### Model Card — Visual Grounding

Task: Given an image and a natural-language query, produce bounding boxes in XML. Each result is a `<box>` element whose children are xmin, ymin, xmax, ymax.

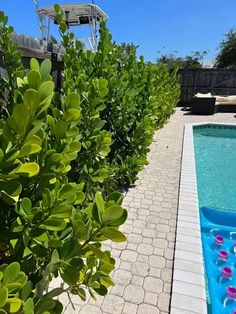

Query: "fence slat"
<box><xmin>179</xmin><ymin>69</ymin><xmax>236</xmax><ymax>104</ymax></box>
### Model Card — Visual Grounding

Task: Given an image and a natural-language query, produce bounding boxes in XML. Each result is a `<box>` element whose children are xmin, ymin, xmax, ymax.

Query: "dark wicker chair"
<box><xmin>191</xmin><ymin>97</ymin><xmax>216</xmax><ymax>115</ymax></box>
<box><xmin>218</xmin><ymin>103</ymin><xmax>236</xmax><ymax>113</ymax></box>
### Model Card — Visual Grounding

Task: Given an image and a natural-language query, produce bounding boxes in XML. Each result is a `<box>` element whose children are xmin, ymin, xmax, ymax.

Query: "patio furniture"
<box><xmin>191</xmin><ymin>96</ymin><xmax>216</xmax><ymax>115</ymax></box>
<box><xmin>191</xmin><ymin>93</ymin><xmax>236</xmax><ymax>114</ymax></box>
<box><xmin>215</xmin><ymin>95</ymin><xmax>236</xmax><ymax>113</ymax></box>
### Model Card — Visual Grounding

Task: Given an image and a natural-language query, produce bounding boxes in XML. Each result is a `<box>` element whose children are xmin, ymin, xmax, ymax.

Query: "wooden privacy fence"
<box><xmin>11</xmin><ymin>33</ymin><xmax>65</xmax><ymax>57</ymax></box>
<box><xmin>2</xmin><ymin>35</ymin><xmax>236</xmax><ymax>103</ymax></box>
<box><xmin>179</xmin><ymin>68</ymin><xmax>236</xmax><ymax>105</ymax></box>
<box><xmin>0</xmin><ymin>33</ymin><xmax>64</xmax><ymax>91</ymax></box>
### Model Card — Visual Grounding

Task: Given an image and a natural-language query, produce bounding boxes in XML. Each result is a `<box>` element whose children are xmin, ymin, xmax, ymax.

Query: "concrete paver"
<box><xmin>59</xmin><ymin>108</ymin><xmax>236</xmax><ymax>313</ymax></box>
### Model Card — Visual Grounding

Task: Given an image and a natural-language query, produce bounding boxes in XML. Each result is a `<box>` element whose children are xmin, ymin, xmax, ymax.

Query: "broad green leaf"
<box><xmin>6</xmin><ymin>298</ymin><xmax>22</xmax><ymax>313</ymax></box>
<box><xmin>11</xmin><ymin>103</ymin><xmax>30</xmax><ymax>137</ymax></box>
<box><xmin>100</xmin><ymin>276</ymin><xmax>114</xmax><ymax>288</ymax></box>
<box><xmin>23</xmin><ymin>89</ymin><xmax>40</xmax><ymax>116</ymax></box>
<box><xmin>95</xmin><ymin>192</ymin><xmax>105</xmax><ymax>214</ymax></box>
<box><xmin>60</xmin><ymin>22</ymin><xmax>68</xmax><ymax>34</ymax></box>
<box><xmin>48</xmin><ymin>238</ymin><xmax>61</xmax><ymax>248</ymax></box>
<box><xmin>43</xmin><ymin>288</ymin><xmax>64</xmax><ymax>299</ymax></box>
<box><xmin>54</xmin><ymin>120</ymin><xmax>68</xmax><ymax>140</ymax></box>
<box><xmin>1</xmin><ymin>180</ymin><xmax>22</xmax><ymax>197</ymax></box>
<box><xmin>23</xmin><ymin>298</ymin><xmax>34</xmax><ymax>314</ymax></box>
<box><xmin>0</xmin><ymin>287</ymin><xmax>8</xmax><ymax>307</ymax></box>
<box><xmin>38</xmin><ymin>81</ymin><xmax>54</xmax><ymax>102</ymax></box>
<box><xmin>3</xmin><ymin>262</ymin><xmax>20</xmax><ymax>284</ymax></box>
<box><xmin>51</xmin><ymin>249</ymin><xmax>60</xmax><ymax>264</ymax></box>
<box><xmin>65</xmin><ymin>126</ymin><xmax>79</xmax><ymax>138</ymax></box>
<box><xmin>94</xmin><ymin>285</ymin><xmax>108</xmax><ymax>296</ymax></box>
<box><xmin>91</xmin><ymin>203</ymin><xmax>101</xmax><ymax>224</ymax></box>
<box><xmin>101</xmin><ymin>227</ymin><xmax>127</xmax><ymax>242</ymax></box>
<box><xmin>24</xmin><ymin>135</ymin><xmax>42</xmax><ymax>146</ymax></box>
<box><xmin>34</xmin><ymin>299</ymin><xmax>55</xmax><ymax>313</ymax></box>
<box><xmin>18</xmin><ymin>144</ymin><xmax>41</xmax><ymax>157</ymax></box>
<box><xmin>98</xmin><ymin>78</ymin><xmax>108</xmax><ymax>90</ymax></box>
<box><xmin>49</xmin><ymin>177</ymin><xmax>57</xmax><ymax>184</ymax></box>
<box><xmin>40</xmin><ymin>219</ymin><xmax>66</xmax><ymax>231</ymax></box>
<box><xmin>27</xmin><ymin>70</ymin><xmax>41</xmax><ymax>90</ymax></box>
<box><xmin>11</xmin><ymin>272</ymin><xmax>27</xmax><ymax>286</ymax></box>
<box><xmin>37</xmin><ymin>94</ymin><xmax>53</xmax><ymax>112</ymax></box>
<box><xmin>102</xmin><ymin>205</ymin><xmax>124</xmax><ymax>222</ymax></box>
<box><xmin>108</xmin><ymin>209</ymin><xmax>128</xmax><ymax>227</ymax></box>
<box><xmin>60</xmin><ymin>267</ymin><xmax>80</xmax><ymax>285</ymax></box>
<box><xmin>4</xmin><ymin>149</ymin><xmax>19</xmax><ymax>163</ymax></box>
<box><xmin>40</xmin><ymin>59</ymin><xmax>52</xmax><ymax>80</ymax></box>
<box><xmin>17</xmin><ymin>77</ymin><xmax>24</xmax><ymax>87</ymax></box>
<box><xmin>20</xmin><ymin>281</ymin><xmax>32</xmax><ymax>302</ymax></box>
<box><xmin>73</xmin><ymin>220</ymin><xmax>87</xmax><ymax>240</ymax></box>
<box><xmin>58</xmin><ymin>184</ymin><xmax>74</xmax><ymax>199</ymax></box>
<box><xmin>5</xmin><ymin>283</ymin><xmax>22</xmax><ymax>293</ymax></box>
<box><xmin>70</xmin><ymin>257</ymin><xmax>83</xmax><ymax>270</ymax></box>
<box><xmin>107</xmin><ymin>192</ymin><xmax>124</xmax><ymax>206</ymax></box>
<box><xmin>20</xmin><ymin>198</ymin><xmax>32</xmax><ymax>215</ymax></box>
<box><xmin>30</xmin><ymin>58</ymin><xmax>40</xmax><ymax>71</ymax></box>
<box><xmin>89</xmin><ymin>244</ymin><xmax>109</xmax><ymax>263</ymax></box>
<box><xmin>74</xmin><ymin>191</ymin><xmax>85</xmax><ymax>205</ymax></box>
<box><xmin>99</xmin><ymin>88</ymin><xmax>109</xmax><ymax>99</ymax></box>
<box><xmin>77</xmin><ymin>287</ymin><xmax>86</xmax><ymax>300</ymax></box>
<box><xmin>52</xmin><ymin>301</ymin><xmax>63</xmax><ymax>313</ymax></box>
<box><xmin>63</xmin><ymin>109</ymin><xmax>80</xmax><ymax>122</ymax></box>
<box><xmin>65</xmin><ymin>92</ymin><xmax>80</xmax><ymax>109</ymax></box>
<box><xmin>0</xmin><ymin>12</ymin><xmax>7</xmax><ymax>25</ymax></box>
<box><xmin>60</xmin><ymin>239</ymin><xmax>81</xmax><ymax>260</ymax></box>
<box><xmin>16</xmin><ymin>162</ymin><xmax>39</xmax><ymax>177</ymax></box>
<box><xmin>50</xmin><ymin>204</ymin><xmax>71</xmax><ymax>219</ymax></box>
<box><xmin>54</xmin><ymin>4</ymin><xmax>61</xmax><ymax>12</ymax></box>
<box><xmin>67</xmin><ymin>142</ymin><xmax>81</xmax><ymax>153</ymax></box>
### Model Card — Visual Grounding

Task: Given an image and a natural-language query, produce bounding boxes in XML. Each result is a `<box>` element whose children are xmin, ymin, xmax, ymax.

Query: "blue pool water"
<box><xmin>194</xmin><ymin>126</ymin><xmax>236</xmax><ymax>211</ymax></box>
<box><xmin>193</xmin><ymin>125</ymin><xmax>236</xmax><ymax>314</ymax></box>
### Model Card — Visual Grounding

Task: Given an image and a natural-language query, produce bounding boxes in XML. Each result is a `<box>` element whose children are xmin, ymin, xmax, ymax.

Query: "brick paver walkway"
<box><xmin>60</xmin><ymin>108</ymin><xmax>236</xmax><ymax>313</ymax></box>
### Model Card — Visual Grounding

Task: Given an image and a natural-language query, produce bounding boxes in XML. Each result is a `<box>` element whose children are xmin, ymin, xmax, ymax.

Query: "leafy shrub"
<box><xmin>0</xmin><ymin>4</ymin><xmax>179</xmax><ymax>312</ymax></box>
<box><xmin>0</xmin><ymin>262</ymin><xmax>29</xmax><ymax>314</ymax></box>
<box><xmin>54</xmin><ymin>7</ymin><xmax>113</xmax><ymax>199</ymax></box>
<box><xmin>0</xmin><ymin>12</ymin><xmax>24</xmax><ymax>116</ymax></box>
<box><xmin>0</xmin><ymin>11</ymin><xmax>127</xmax><ymax>313</ymax></box>
<box><xmin>54</xmin><ymin>5</ymin><xmax>180</xmax><ymax>192</ymax></box>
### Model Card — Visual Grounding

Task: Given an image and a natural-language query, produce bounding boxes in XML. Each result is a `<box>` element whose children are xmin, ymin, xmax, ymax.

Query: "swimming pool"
<box><xmin>194</xmin><ymin>125</ymin><xmax>236</xmax><ymax>314</ymax></box>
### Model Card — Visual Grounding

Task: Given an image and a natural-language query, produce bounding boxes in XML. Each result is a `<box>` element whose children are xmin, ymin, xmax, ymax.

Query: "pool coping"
<box><xmin>170</xmin><ymin>122</ymin><xmax>236</xmax><ymax>314</ymax></box>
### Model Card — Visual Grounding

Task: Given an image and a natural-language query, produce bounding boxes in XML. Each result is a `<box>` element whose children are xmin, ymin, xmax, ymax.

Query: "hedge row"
<box><xmin>55</xmin><ymin>6</ymin><xmax>180</xmax><ymax>198</ymax></box>
<box><xmin>0</xmin><ymin>6</ymin><xmax>180</xmax><ymax>314</ymax></box>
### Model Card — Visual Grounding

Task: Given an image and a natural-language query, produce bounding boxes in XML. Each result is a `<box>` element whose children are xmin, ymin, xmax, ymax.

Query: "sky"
<box><xmin>1</xmin><ymin>0</ymin><xmax>236</xmax><ymax>63</ymax></box>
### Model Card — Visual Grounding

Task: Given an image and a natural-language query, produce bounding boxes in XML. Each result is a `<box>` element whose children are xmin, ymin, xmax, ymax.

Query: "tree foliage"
<box><xmin>156</xmin><ymin>51</ymin><xmax>207</xmax><ymax>69</ymax></box>
<box><xmin>215</xmin><ymin>29</ymin><xmax>236</xmax><ymax>68</ymax></box>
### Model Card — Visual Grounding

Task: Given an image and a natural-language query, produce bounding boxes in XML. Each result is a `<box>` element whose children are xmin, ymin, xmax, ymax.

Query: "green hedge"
<box><xmin>0</xmin><ymin>6</ymin><xmax>180</xmax><ymax>313</ymax></box>
<box><xmin>55</xmin><ymin>6</ymin><xmax>180</xmax><ymax>195</ymax></box>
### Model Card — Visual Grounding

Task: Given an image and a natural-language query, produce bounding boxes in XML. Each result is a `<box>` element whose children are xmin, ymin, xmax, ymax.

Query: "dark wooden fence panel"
<box><xmin>2</xmin><ymin>35</ymin><xmax>236</xmax><ymax>105</ymax></box>
<box><xmin>179</xmin><ymin>69</ymin><xmax>236</xmax><ymax>105</ymax></box>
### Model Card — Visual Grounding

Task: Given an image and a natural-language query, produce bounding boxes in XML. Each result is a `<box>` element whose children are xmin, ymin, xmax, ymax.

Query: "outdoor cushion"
<box><xmin>215</xmin><ymin>96</ymin><xmax>229</xmax><ymax>103</ymax></box>
<box><xmin>226</xmin><ymin>95</ymin><xmax>236</xmax><ymax>103</ymax></box>
<box><xmin>194</xmin><ymin>92</ymin><xmax>213</xmax><ymax>98</ymax></box>
<box><xmin>215</xmin><ymin>95</ymin><xmax>236</xmax><ymax>104</ymax></box>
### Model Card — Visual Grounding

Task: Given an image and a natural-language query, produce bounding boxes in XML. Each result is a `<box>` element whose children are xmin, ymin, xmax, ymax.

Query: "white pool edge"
<box><xmin>171</xmin><ymin>123</ymin><xmax>207</xmax><ymax>314</ymax></box>
<box><xmin>171</xmin><ymin>121</ymin><xmax>236</xmax><ymax>313</ymax></box>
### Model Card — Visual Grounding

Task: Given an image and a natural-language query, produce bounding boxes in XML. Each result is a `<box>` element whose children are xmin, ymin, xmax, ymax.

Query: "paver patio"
<box><xmin>59</xmin><ymin>108</ymin><xmax>236</xmax><ymax>313</ymax></box>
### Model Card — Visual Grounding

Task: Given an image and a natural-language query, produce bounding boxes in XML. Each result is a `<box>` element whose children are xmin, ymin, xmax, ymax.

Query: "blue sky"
<box><xmin>1</xmin><ymin>0</ymin><xmax>236</xmax><ymax>62</ymax></box>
